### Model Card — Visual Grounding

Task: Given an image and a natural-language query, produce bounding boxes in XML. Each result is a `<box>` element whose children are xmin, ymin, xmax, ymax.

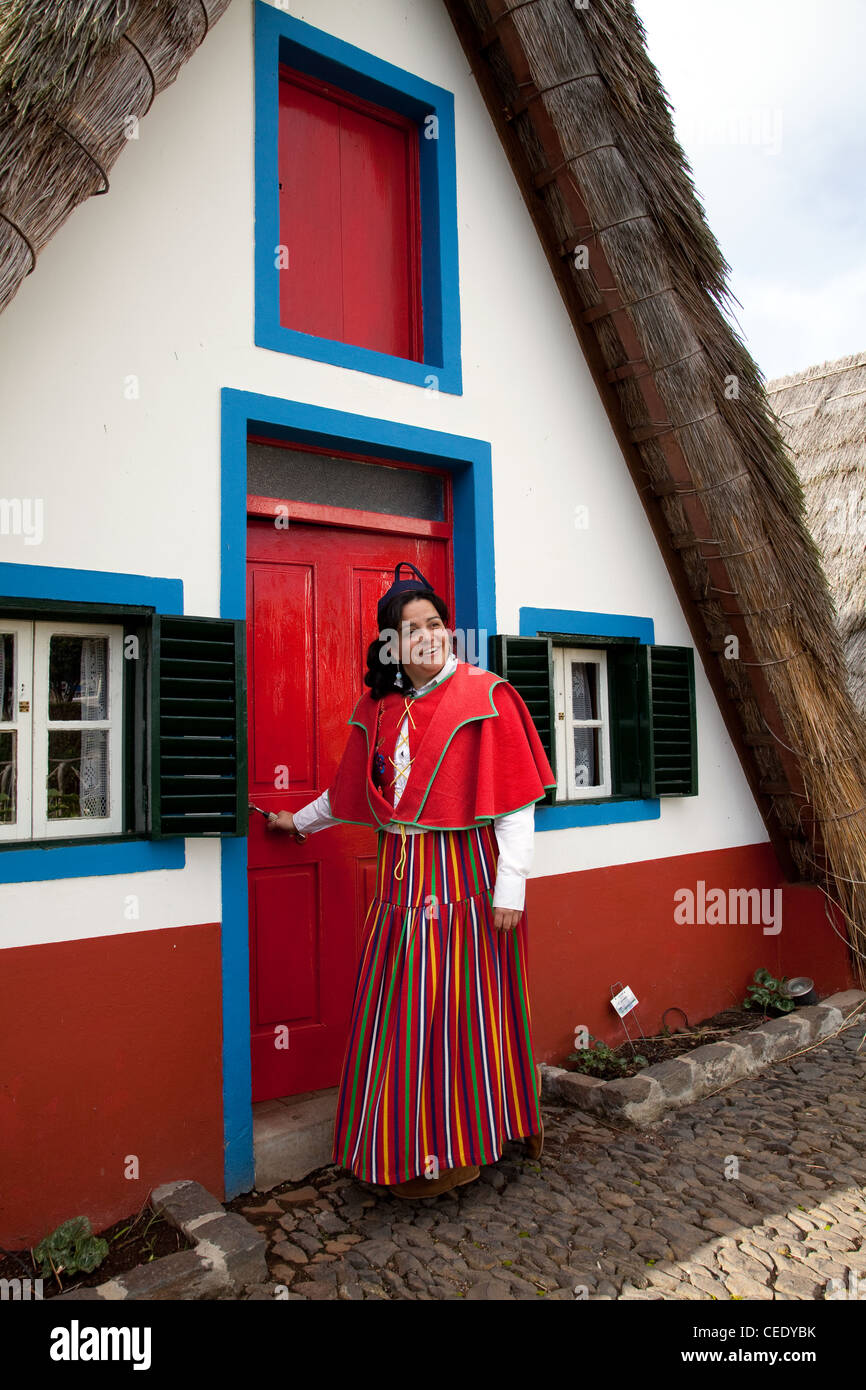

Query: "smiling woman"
<box><xmin>268</xmin><ymin>561</ymin><xmax>557</xmax><ymax>1197</ymax></box>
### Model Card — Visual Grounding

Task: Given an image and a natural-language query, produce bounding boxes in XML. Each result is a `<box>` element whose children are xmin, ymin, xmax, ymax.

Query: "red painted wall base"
<box><xmin>0</xmin><ymin>924</ymin><xmax>223</xmax><ymax>1250</ymax></box>
<box><xmin>525</xmin><ymin>841</ymin><xmax>856</xmax><ymax>1065</ymax></box>
<box><xmin>1</xmin><ymin>842</ymin><xmax>855</xmax><ymax>1249</ymax></box>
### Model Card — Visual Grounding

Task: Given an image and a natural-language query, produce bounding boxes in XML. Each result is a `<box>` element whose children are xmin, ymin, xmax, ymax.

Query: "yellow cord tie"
<box><xmin>394</xmin><ymin>823</ymin><xmax>408</xmax><ymax>880</ymax></box>
<box><xmin>388</xmin><ymin>694</ymin><xmax>417</xmax><ymax>790</ymax></box>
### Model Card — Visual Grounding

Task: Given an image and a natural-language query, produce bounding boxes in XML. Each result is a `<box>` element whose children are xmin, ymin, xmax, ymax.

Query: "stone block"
<box><xmin>541</xmin><ymin>1065</ymin><xmax>604</xmax><ymax>1110</ymax></box>
<box><xmin>791</xmin><ymin>1003</ymin><xmax>842</xmax><ymax>1039</ymax></box>
<box><xmin>817</xmin><ymin>990</ymin><xmax>865</xmax><ymax>1017</ymax></box>
<box><xmin>150</xmin><ymin>1178</ymin><xmax>224</xmax><ymax>1231</ymax></box>
<box><xmin>645</xmin><ymin>1057</ymin><xmax>698</xmax><ymax>1100</ymax></box>
<box><xmin>597</xmin><ymin>1073</ymin><xmax>668</xmax><ymax>1126</ymax></box>
<box><xmin>679</xmin><ymin>1041</ymin><xmax>749</xmax><ymax>1092</ymax></box>
<box><xmin>191</xmin><ymin>1212</ymin><xmax>268</xmax><ymax>1291</ymax></box>
<box><xmin>736</xmin><ymin>1030</ymin><xmax>774</xmax><ymax>1068</ymax></box>
<box><xmin>749</xmin><ymin>1015</ymin><xmax>810</xmax><ymax>1060</ymax></box>
<box><xmin>121</xmin><ymin>1249</ymin><xmax>224</xmax><ymax>1301</ymax></box>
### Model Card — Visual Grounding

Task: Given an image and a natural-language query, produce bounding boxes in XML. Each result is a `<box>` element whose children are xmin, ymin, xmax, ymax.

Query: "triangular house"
<box><xmin>766</xmin><ymin>354</ymin><xmax>866</xmax><ymax>720</ymax></box>
<box><xmin>1</xmin><ymin>0</ymin><xmax>864</xmax><ymax>1250</ymax></box>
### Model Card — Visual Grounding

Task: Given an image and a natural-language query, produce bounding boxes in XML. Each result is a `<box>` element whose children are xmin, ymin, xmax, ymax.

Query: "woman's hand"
<box><xmin>265</xmin><ymin>810</ymin><xmax>306</xmax><ymax>842</ymax></box>
<box><xmin>492</xmin><ymin>907</ymin><xmax>522</xmax><ymax>932</ymax></box>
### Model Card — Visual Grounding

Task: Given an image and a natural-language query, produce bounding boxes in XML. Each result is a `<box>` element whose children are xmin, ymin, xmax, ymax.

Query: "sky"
<box><xmin>632</xmin><ymin>0</ymin><xmax>866</xmax><ymax>382</ymax></box>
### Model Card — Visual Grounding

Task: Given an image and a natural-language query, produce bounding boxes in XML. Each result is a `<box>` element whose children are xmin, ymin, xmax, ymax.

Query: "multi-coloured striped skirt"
<box><xmin>331</xmin><ymin>821</ymin><xmax>542</xmax><ymax>1185</ymax></box>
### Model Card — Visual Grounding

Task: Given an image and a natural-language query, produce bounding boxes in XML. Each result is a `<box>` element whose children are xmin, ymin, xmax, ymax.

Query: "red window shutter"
<box><xmin>278</xmin><ymin>67</ymin><xmax>423</xmax><ymax>361</ymax></box>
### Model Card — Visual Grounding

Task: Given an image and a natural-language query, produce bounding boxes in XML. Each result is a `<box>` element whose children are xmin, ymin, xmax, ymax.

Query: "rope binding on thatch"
<box><xmin>0</xmin><ymin>0</ymin><xmax>230</xmax><ymax>314</ymax></box>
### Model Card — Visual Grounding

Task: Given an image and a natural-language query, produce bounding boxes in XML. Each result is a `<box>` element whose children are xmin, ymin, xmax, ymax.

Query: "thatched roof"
<box><xmin>2</xmin><ymin>0</ymin><xmax>865</xmax><ymax>984</ymax></box>
<box><xmin>766</xmin><ymin>354</ymin><xmax>866</xmax><ymax>720</ymax></box>
<box><xmin>0</xmin><ymin>0</ymin><xmax>230</xmax><ymax>313</ymax></box>
<box><xmin>446</xmin><ymin>0</ymin><xmax>866</xmax><ymax>983</ymax></box>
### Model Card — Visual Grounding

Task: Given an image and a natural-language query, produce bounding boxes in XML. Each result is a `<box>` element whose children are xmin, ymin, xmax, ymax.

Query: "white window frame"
<box><xmin>552</xmin><ymin>645</ymin><xmax>611</xmax><ymax>800</ymax></box>
<box><xmin>24</xmin><ymin>620</ymin><xmax>125</xmax><ymax>840</ymax></box>
<box><xmin>0</xmin><ymin>620</ymin><xmax>34</xmax><ymax>842</ymax></box>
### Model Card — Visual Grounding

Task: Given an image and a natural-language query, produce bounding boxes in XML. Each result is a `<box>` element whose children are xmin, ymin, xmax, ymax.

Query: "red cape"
<box><xmin>329</xmin><ymin>660</ymin><xmax>556</xmax><ymax>830</ymax></box>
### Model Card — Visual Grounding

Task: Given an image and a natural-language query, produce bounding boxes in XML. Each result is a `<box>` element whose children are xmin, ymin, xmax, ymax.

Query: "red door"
<box><xmin>247</xmin><ymin>517</ymin><xmax>452</xmax><ymax>1102</ymax></box>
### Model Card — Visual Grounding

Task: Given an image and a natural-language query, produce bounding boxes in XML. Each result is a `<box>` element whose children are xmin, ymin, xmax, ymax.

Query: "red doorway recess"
<box><xmin>246</xmin><ymin>453</ymin><xmax>453</xmax><ymax>1102</ymax></box>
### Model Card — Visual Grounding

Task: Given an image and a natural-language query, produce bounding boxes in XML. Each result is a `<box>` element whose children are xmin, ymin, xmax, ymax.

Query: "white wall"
<box><xmin>0</xmin><ymin>0</ymin><xmax>767</xmax><ymax>946</ymax></box>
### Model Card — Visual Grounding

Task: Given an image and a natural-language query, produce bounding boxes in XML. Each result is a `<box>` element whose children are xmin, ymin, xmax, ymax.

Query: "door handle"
<box><xmin>248</xmin><ymin>803</ymin><xmax>307</xmax><ymax>842</ymax></box>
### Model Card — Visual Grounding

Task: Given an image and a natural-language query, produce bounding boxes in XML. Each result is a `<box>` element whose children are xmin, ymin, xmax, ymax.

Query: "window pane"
<box><xmin>0</xmin><ymin>730</ymin><xmax>15</xmax><ymax>822</ymax></box>
<box><xmin>248</xmin><ymin>442</ymin><xmax>445</xmax><ymax>520</ymax></box>
<box><xmin>574</xmin><ymin>727</ymin><xmax>600</xmax><ymax>787</ymax></box>
<box><xmin>571</xmin><ymin>660</ymin><xmax>598</xmax><ymax>721</ymax></box>
<box><xmin>0</xmin><ymin>633</ymin><xmax>13</xmax><ymax>721</ymax></box>
<box><xmin>47</xmin><ymin>729</ymin><xmax>109</xmax><ymax>819</ymax></box>
<box><xmin>49</xmin><ymin>636</ymin><xmax>108</xmax><ymax>721</ymax></box>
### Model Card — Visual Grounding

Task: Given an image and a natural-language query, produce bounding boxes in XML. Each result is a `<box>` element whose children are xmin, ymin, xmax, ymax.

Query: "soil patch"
<box><xmin>0</xmin><ymin>1203</ymin><xmax>194</xmax><ymax>1299</ymax></box>
<box><xmin>565</xmin><ymin>1006</ymin><xmax>786</xmax><ymax>1081</ymax></box>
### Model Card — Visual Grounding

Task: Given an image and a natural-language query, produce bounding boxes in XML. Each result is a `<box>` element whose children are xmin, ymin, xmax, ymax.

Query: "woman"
<box><xmin>268</xmin><ymin>562</ymin><xmax>556</xmax><ymax>1198</ymax></box>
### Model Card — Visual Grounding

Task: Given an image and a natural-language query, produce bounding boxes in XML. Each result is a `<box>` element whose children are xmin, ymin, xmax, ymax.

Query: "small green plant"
<box><xmin>111</xmin><ymin>1208</ymin><xmax>164</xmax><ymax>1261</ymax></box>
<box><xmin>32</xmin><ymin>1216</ymin><xmax>109</xmax><ymax>1283</ymax></box>
<box><xmin>567</xmin><ymin>1034</ymin><xmax>648</xmax><ymax>1077</ymax></box>
<box><xmin>743</xmin><ymin>967</ymin><xmax>795</xmax><ymax>1013</ymax></box>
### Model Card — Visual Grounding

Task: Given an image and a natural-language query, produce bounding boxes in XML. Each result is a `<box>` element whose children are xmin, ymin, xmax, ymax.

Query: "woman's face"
<box><xmin>398</xmin><ymin>598</ymin><xmax>450</xmax><ymax>676</ymax></box>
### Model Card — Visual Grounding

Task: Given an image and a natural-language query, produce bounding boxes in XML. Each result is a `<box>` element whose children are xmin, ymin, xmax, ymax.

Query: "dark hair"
<box><xmin>364</xmin><ymin>588</ymin><xmax>451</xmax><ymax>700</ymax></box>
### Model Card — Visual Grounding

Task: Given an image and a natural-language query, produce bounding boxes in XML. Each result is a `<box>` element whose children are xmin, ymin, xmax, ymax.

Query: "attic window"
<box><xmin>278</xmin><ymin>66</ymin><xmax>423</xmax><ymax>361</ymax></box>
<box><xmin>254</xmin><ymin>5</ymin><xmax>462</xmax><ymax>392</ymax></box>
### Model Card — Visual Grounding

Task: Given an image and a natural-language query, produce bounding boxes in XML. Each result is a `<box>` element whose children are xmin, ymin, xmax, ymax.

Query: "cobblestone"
<box><xmin>231</xmin><ymin>1013</ymin><xmax>866</xmax><ymax>1300</ymax></box>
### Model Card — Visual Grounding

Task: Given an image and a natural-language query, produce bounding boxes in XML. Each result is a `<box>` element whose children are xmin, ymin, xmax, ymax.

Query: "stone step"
<box><xmin>253</xmin><ymin>1088</ymin><xmax>339</xmax><ymax>1191</ymax></box>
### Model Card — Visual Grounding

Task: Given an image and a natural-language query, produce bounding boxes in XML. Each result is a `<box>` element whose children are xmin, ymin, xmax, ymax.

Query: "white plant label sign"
<box><xmin>611</xmin><ymin>985</ymin><xmax>638</xmax><ymax>1017</ymax></box>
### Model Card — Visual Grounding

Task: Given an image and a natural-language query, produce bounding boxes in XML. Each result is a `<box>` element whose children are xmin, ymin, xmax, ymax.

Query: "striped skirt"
<box><xmin>331</xmin><ymin>822</ymin><xmax>542</xmax><ymax>1185</ymax></box>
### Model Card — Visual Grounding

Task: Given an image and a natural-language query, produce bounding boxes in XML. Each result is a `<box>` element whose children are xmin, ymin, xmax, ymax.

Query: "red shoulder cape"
<box><xmin>328</xmin><ymin>660</ymin><xmax>556</xmax><ymax>830</ymax></box>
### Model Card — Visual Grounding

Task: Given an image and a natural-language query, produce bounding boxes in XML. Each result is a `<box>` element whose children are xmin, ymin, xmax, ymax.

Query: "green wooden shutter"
<box><xmin>606</xmin><ymin>641</ymin><xmax>648</xmax><ymax>798</ymax></box>
<box><xmin>150</xmin><ymin>615</ymin><xmax>248</xmax><ymax>837</ymax></box>
<box><xmin>644</xmin><ymin>645</ymin><xmax>698</xmax><ymax>796</ymax></box>
<box><xmin>488</xmin><ymin>634</ymin><xmax>556</xmax><ymax>804</ymax></box>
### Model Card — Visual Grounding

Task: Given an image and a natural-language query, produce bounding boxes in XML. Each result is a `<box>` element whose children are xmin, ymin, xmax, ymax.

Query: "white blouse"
<box><xmin>293</xmin><ymin>653</ymin><xmax>536</xmax><ymax>911</ymax></box>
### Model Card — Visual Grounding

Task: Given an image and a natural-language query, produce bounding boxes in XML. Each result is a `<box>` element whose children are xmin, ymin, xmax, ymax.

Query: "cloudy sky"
<box><xmin>632</xmin><ymin>0</ymin><xmax>865</xmax><ymax>382</ymax></box>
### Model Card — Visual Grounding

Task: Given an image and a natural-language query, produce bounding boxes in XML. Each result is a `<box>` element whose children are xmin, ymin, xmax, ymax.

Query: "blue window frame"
<box><xmin>519</xmin><ymin>607</ymin><xmax>662</xmax><ymax>830</ymax></box>
<box><xmin>0</xmin><ymin>563</ymin><xmax>185</xmax><ymax>883</ymax></box>
<box><xmin>253</xmin><ymin>3</ymin><xmax>462</xmax><ymax>393</ymax></box>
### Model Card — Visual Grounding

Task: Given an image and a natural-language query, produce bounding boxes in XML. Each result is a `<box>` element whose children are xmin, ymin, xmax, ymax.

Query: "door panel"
<box><xmin>247</xmin><ymin>518</ymin><xmax>451</xmax><ymax>1101</ymax></box>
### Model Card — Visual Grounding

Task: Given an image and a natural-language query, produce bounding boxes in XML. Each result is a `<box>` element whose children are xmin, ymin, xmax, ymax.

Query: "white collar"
<box><xmin>406</xmin><ymin>649</ymin><xmax>457</xmax><ymax>697</ymax></box>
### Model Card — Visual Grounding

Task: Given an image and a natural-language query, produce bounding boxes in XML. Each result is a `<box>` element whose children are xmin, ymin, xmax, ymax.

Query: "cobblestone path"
<box><xmin>233</xmin><ymin>1019</ymin><xmax>866</xmax><ymax>1300</ymax></box>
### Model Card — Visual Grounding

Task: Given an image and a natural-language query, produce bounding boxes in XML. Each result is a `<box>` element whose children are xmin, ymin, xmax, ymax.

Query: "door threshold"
<box><xmin>252</xmin><ymin>1088</ymin><xmax>339</xmax><ymax>1191</ymax></box>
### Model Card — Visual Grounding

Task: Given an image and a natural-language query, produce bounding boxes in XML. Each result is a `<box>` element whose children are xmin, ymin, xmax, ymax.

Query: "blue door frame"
<box><xmin>219</xmin><ymin>388</ymin><xmax>495</xmax><ymax>1196</ymax></box>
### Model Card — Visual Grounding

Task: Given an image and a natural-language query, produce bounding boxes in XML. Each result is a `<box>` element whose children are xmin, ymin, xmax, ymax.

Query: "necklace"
<box><xmin>374</xmin><ymin>689</ymin><xmax>417</xmax><ymax>791</ymax></box>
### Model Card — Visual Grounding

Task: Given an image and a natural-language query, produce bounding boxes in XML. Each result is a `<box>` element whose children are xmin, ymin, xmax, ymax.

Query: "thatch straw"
<box><xmin>450</xmin><ymin>0</ymin><xmax>866</xmax><ymax>984</ymax></box>
<box><xmin>0</xmin><ymin>0</ymin><xmax>230</xmax><ymax>314</ymax></box>
<box><xmin>767</xmin><ymin>354</ymin><xmax>866</xmax><ymax>719</ymax></box>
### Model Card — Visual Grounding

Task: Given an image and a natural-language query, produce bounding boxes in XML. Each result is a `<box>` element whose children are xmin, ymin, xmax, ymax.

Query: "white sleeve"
<box><xmin>293</xmin><ymin>788</ymin><xmax>340</xmax><ymax>834</ymax></box>
<box><xmin>491</xmin><ymin>803</ymin><xmax>535</xmax><ymax>911</ymax></box>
